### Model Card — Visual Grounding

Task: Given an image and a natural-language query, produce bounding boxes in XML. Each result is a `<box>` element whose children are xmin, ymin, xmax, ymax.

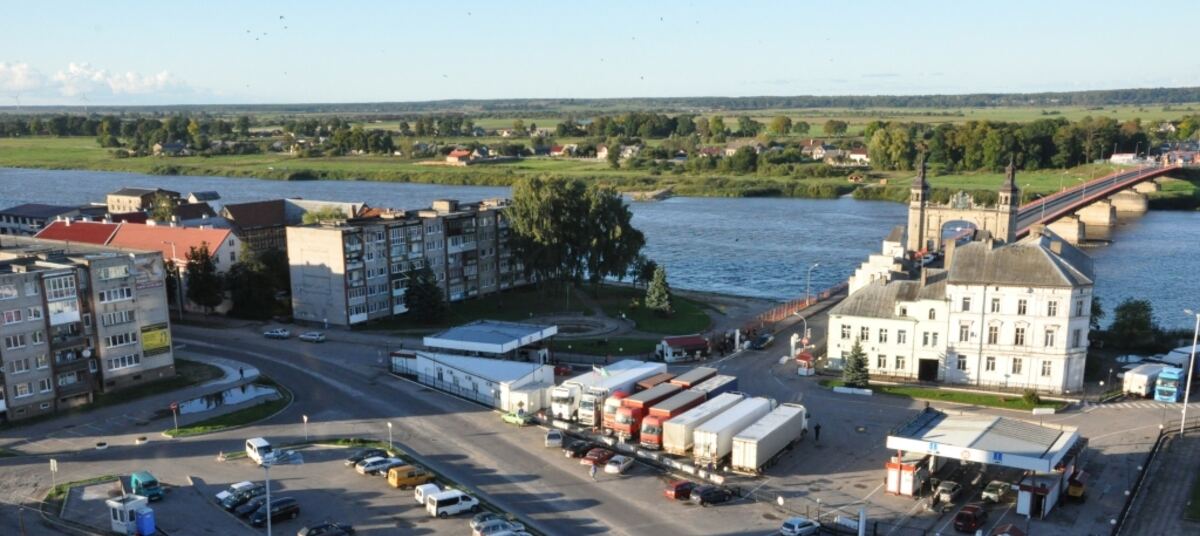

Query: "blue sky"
<box><xmin>2</xmin><ymin>0</ymin><xmax>1197</xmax><ymax>105</ymax></box>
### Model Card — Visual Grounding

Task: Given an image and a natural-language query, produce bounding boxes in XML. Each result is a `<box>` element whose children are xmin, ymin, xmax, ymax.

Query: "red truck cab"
<box><xmin>638</xmin><ymin>390</ymin><xmax>707</xmax><ymax>449</ymax></box>
<box><xmin>611</xmin><ymin>383</ymin><xmax>683</xmax><ymax>441</ymax></box>
<box><xmin>601</xmin><ymin>391</ymin><xmax>629</xmax><ymax>435</ymax></box>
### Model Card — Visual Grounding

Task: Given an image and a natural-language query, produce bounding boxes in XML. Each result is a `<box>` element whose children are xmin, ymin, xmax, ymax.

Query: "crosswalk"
<box><xmin>1080</xmin><ymin>400</ymin><xmax>1200</xmax><ymax>410</ymax></box>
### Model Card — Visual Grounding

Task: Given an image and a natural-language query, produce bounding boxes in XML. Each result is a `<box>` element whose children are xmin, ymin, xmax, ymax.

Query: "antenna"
<box><xmin>80</xmin><ymin>93</ymin><xmax>89</xmax><ymax>115</ymax></box>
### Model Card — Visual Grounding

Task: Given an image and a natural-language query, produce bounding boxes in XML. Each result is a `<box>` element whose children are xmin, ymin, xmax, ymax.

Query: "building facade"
<box><xmin>106</xmin><ymin>188</ymin><xmax>181</xmax><ymax>215</ymax></box>
<box><xmin>0</xmin><ymin>237</ymin><xmax>174</xmax><ymax>421</ymax></box>
<box><xmin>0</xmin><ymin>204</ymin><xmax>82</xmax><ymax>236</ymax></box>
<box><xmin>288</xmin><ymin>198</ymin><xmax>525</xmax><ymax>327</ymax></box>
<box><xmin>828</xmin><ymin>229</ymin><xmax>1093</xmax><ymax>394</ymax></box>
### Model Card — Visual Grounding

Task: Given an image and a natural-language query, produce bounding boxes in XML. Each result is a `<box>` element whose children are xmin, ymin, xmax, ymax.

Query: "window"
<box><xmin>931</xmin><ymin>333</ymin><xmax>939</xmax><ymax>346</ymax></box>
<box><xmin>1044</xmin><ymin>329</ymin><xmax>1056</xmax><ymax>347</ymax></box>
<box><xmin>840</xmin><ymin>325</ymin><xmax>851</xmax><ymax>340</ymax></box>
<box><xmin>1014</xmin><ymin>327</ymin><xmax>1026</xmax><ymax>346</ymax></box>
<box><xmin>959</xmin><ymin>324</ymin><xmax>970</xmax><ymax>343</ymax></box>
<box><xmin>987</xmin><ymin>325</ymin><xmax>999</xmax><ymax>345</ymax></box>
<box><xmin>1072</xmin><ymin>329</ymin><xmax>1082</xmax><ymax>349</ymax></box>
<box><xmin>27</xmin><ymin>306</ymin><xmax>43</xmax><ymax>321</ymax></box>
<box><xmin>102</xmin><ymin>310</ymin><xmax>135</xmax><ymax>327</ymax></box>
<box><xmin>899</xmin><ymin>307</ymin><xmax>908</xmax><ymax>317</ymax></box>
<box><xmin>229</xmin><ymin>251</ymin><xmax>236</xmax><ymax>262</ymax></box>
<box><xmin>104</xmin><ymin>331</ymin><xmax>138</xmax><ymax>349</ymax></box>
<box><xmin>1017</xmin><ymin>299</ymin><xmax>1027</xmax><ymax>315</ymax></box>
<box><xmin>859</xmin><ymin>327</ymin><xmax>869</xmax><ymax>341</ymax></box>
<box><xmin>879</xmin><ymin>329</ymin><xmax>888</xmax><ymax>344</ymax></box>
<box><xmin>36</xmin><ymin>354</ymin><xmax>48</xmax><ymax>369</ymax></box>
<box><xmin>98</xmin><ymin>287</ymin><xmax>133</xmax><ymax>303</ymax></box>
<box><xmin>1075</xmin><ymin>299</ymin><xmax>1084</xmax><ymax>317</ymax></box>
<box><xmin>1012</xmin><ymin>357</ymin><xmax>1023</xmax><ymax>375</ymax></box>
<box><xmin>45</xmin><ymin>276</ymin><xmax>76</xmax><ymax>300</ymax></box>
<box><xmin>961</xmin><ymin>297</ymin><xmax>971</xmax><ymax>312</ymax></box>
<box><xmin>1047</xmin><ymin>301</ymin><xmax>1058</xmax><ymax>317</ymax></box>
<box><xmin>1041</xmin><ymin>360</ymin><xmax>1053</xmax><ymax>377</ymax></box>
<box><xmin>24</xmin><ymin>281</ymin><xmax>39</xmax><ymax>296</ymax></box>
<box><xmin>98</xmin><ymin>265</ymin><xmax>130</xmax><ymax>280</ymax></box>
<box><xmin>14</xmin><ymin>383</ymin><xmax>31</xmax><ymax>398</ymax></box>
<box><xmin>922</xmin><ymin>332</ymin><xmax>931</xmax><ymax>347</ymax></box>
<box><xmin>9</xmin><ymin>358</ymin><xmax>29</xmax><ymax>374</ymax></box>
<box><xmin>4</xmin><ymin>334</ymin><xmax>26</xmax><ymax>350</ymax></box>
<box><xmin>991</xmin><ymin>298</ymin><xmax>1000</xmax><ymax>313</ymax></box>
<box><xmin>0</xmin><ymin>284</ymin><xmax>17</xmax><ymax>300</ymax></box>
<box><xmin>3</xmin><ymin>309</ymin><xmax>22</xmax><ymax>324</ymax></box>
<box><xmin>986</xmin><ymin>356</ymin><xmax>996</xmax><ymax>371</ymax></box>
<box><xmin>32</xmin><ymin>330</ymin><xmax>45</xmax><ymax>345</ymax></box>
<box><xmin>895</xmin><ymin>355</ymin><xmax>906</xmax><ymax>370</ymax></box>
<box><xmin>877</xmin><ymin>355</ymin><xmax>887</xmax><ymax>369</ymax></box>
<box><xmin>37</xmin><ymin>378</ymin><xmax>51</xmax><ymax>393</ymax></box>
<box><xmin>106</xmin><ymin>354</ymin><xmax>141</xmax><ymax>371</ymax></box>
<box><xmin>58</xmin><ymin>370</ymin><xmax>81</xmax><ymax>386</ymax></box>
<box><xmin>928</xmin><ymin>309</ymin><xmax>936</xmax><ymax>320</ymax></box>
<box><xmin>897</xmin><ymin>330</ymin><xmax>907</xmax><ymax>344</ymax></box>
<box><xmin>957</xmin><ymin>357</ymin><xmax>967</xmax><ymax>371</ymax></box>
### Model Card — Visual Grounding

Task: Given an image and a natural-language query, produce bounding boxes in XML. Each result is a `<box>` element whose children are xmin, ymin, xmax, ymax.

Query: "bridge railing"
<box><xmin>1019</xmin><ymin>163</ymin><xmax>1176</xmax><ymax>212</ymax></box>
<box><xmin>1017</xmin><ymin>163</ymin><xmax>1180</xmax><ymax>233</ymax></box>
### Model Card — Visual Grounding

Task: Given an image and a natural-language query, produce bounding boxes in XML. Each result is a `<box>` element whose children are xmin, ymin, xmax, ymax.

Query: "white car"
<box><xmin>544</xmin><ymin>429</ymin><xmax>564</xmax><ymax>448</ymax></box>
<box><xmin>355</xmin><ymin>456</ymin><xmax>389</xmax><ymax>475</ymax></box>
<box><xmin>936</xmin><ymin>480</ymin><xmax>962</xmax><ymax>503</ymax></box>
<box><xmin>604</xmin><ymin>455</ymin><xmax>634</xmax><ymax>474</ymax></box>
<box><xmin>298</xmin><ymin>331</ymin><xmax>325</xmax><ymax>343</ymax></box>
<box><xmin>473</xmin><ymin>520</ymin><xmax>524</xmax><ymax>536</ymax></box>
<box><xmin>263</xmin><ymin>328</ymin><xmax>290</xmax><ymax>339</ymax></box>
<box><xmin>215</xmin><ymin>481</ymin><xmax>254</xmax><ymax>503</ymax></box>
<box><xmin>982</xmin><ymin>480</ymin><xmax>1011</xmax><ymax>503</ymax></box>
<box><xmin>780</xmin><ymin>515</ymin><xmax>821</xmax><ymax>536</ymax></box>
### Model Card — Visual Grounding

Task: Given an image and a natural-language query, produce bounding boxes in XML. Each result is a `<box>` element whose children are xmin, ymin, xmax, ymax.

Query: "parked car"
<box><xmin>214</xmin><ymin>481</ymin><xmax>254</xmax><ymax>503</ymax></box>
<box><xmin>690</xmin><ymin>485</ymin><xmax>736</xmax><ymax>506</ymax></box>
<box><xmin>263</xmin><ymin>328</ymin><xmax>291</xmax><ymax>339</ymax></box>
<box><xmin>388</xmin><ymin>465</ymin><xmax>435</xmax><ymax>489</ymax></box>
<box><xmin>663</xmin><ymin>480</ymin><xmax>696</xmax><ymax>501</ymax></box>
<box><xmin>357</xmin><ymin>457</ymin><xmax>402</xmax><ymax>476</ymax></box>
<box><xmin>425</xmin><ymin>489</ymin><xmax>480</xmax><ymax>518</ymax></box>
<box><xmin>982</xmin><ymin>480</ymin><xmax>1010</xmax><ymax>503</ymax></box>
<box><xmin>501</xmin><ymin>411</ymin><xmax>534</xmax><ymax>426</ymax></box>
<box><xmin>235</xmin><ymin>496</ymin><xmax>268</xmax><ymax>518</ymax></box>
<box><xmin>544</xmin><ymin>429</ymin><xmax>564</xmax><ymax>448</ymax></box>
<box><xmin>936</xmin><ymin>480</ymin><xmax>962</xmax><ymax>503</ymax></box>
<box><xmin>470</xmin><ymin>512</ymin><xmax>507</xmax><ymax>531</ymax></box>
<box><xmin>299</xmin><ymin>331</ymin><xmax>326</xmax><ymax>343</ymax></box>
<box><xmin>375</xmin><ymin>458</ymin><xmax>408</xmax><ymax>476</ymax></box>
<box><xmin>493</xmin><ymin>532</ymin><xmax>533</xmax><ymax>536</ymax></box>
<box><xmin>344</xmin><ymin>448</ymin><xmax>389</xmax><ymax>467</ymax></box>
<box><xmin>750</xmin><ymin>333</ymin><xmax>775</xmax><ymax>350</ymax></box>
<box><xmin>562</xmin><ymin>440</ymin><xmax>596</xmax><ymax>459</ymax></box>
<box><xmin>297</xmin><ymin>522</ymin><xmax>355</xmax><ymax>536</ymax></box>
<box><xmin>780</xmin><ymin>515</ymin><xmax>821</xmax><ymax>536</ymax></box>
<box><xmin>954</xmin><ymin>504</ymin><xmax>988</xmax><ymax>532</ymax></box>
<box><xmin>130</xmin><ymin>471</ymin><xmax>163</xmax><ymax>501</ymax></box>
<box><xmin>250</xmin><ymin>497</ymin><xmax>300</xmax><ymax>527</ymax></box>
<box><xmin>581</xmin><ymin>448</ymin><xmax>615</xmax><ymax>466</ymax></box>
<box><xmin>553</xmin><ymin>364</ymin><xmax>573</xmax><ymax>376</ymax></box>
<box><xmin>604</xmin><ymin>455</ymin><xmax>634</xmax><ymax>474</ymax></box>
<box><xmin>220</xmin><ymin>483</ymin><xmax>266</xmax><ymax>510</ymax></box>
<box><xmin>473</xmin><ymin>520</ymin><xmax>524</xmax><ymax>536</ymax></box>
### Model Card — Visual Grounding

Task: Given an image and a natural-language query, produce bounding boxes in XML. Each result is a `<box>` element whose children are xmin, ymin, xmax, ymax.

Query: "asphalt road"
<box><xmin>1016</xmin><ymin>166</ymin><xmax>1167</xmax><ymax>231</ymax></box>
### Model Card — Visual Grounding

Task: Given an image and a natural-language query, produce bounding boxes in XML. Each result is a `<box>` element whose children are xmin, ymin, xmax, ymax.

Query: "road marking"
<box><xmin>860</xmin><ymin>481</ymin><xmax>885</xmax><ymax>503</ymax></box>
<box><xmin>984</xmin><ymin>501</ymin><xmax>1016</xmax><ymax>535</ymax></box>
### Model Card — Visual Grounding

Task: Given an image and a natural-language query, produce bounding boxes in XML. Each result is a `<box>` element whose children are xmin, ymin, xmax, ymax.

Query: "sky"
<box><xmin>2</xmin><ymin>0</ymin><xmax>1198</xmax><ymax>106</ymax></box>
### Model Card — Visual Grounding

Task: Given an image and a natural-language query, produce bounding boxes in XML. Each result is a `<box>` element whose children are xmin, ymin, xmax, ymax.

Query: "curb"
<box><xmin>160</xmin><ymin>380</ymin><xmax>294</xmax><ymax>439</ymax></box>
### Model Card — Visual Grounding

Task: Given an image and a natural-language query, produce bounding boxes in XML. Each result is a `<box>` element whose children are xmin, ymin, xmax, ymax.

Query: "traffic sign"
<box><xmin>169</xmin><ymin>401</ymin><xmax>179</xmax><ymax>412</ymax></box>
<box><xmin>50</xmin><ymin>459</ymin><xmax>57</xmax><ymax>473</ymax></box>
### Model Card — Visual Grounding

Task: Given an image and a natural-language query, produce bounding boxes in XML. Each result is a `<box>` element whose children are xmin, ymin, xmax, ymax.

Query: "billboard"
<box><xmin>133</xmin><ymin>256</ymin><xmax>165</xmax><ymax>290</ymax></box>
<box><xmin>141</xmin><ymin>323</ymin><xmax>172</xmax><ymax>356</ymax></box>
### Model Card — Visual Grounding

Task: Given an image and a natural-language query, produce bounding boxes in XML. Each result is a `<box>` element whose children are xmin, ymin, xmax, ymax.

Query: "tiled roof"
<box><xmin>174</xmin><ymin>203</ymin><xmax>217</xmax><ymax>221</ymax></box>
<box><xmin>222</xmin><ymin>199</ymin><xmax>286</xmax><ymax>229</ymax></box>
<box><xmin>34</xmin><ymin>221</ymin><xmax>120</xmax><ymax>244</ymax></box>
<box><xmin>110</xmin><ymin>223</ymin><xmax>233</xmax><ymax>262</ymax></box>
<box><xmin>831</xmin><ymin>270</ymin><xmax>947</xmax><ymax>320</ymax></box>
<box><xmin>948</xmin><ymin>234</ymin><xmax>1093</xmax><ymax>288</ymax></box>
<box><xmin>0</xmin><ymin>204</ymin><xmax>79</xmax><ymax>219</ymax></box>
<box><xmin>448</xmin><ymin>149</ymin><xmax>471</xmax><ymax>158</ymax></box>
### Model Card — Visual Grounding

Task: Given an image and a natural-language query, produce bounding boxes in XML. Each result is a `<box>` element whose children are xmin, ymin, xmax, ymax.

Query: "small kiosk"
<box><xmin>106</xmin><ymin>494</ymin><xmax>155</xmax><ymax>535</ymax></box>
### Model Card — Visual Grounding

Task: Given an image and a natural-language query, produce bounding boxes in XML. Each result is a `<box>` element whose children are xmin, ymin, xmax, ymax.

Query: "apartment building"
<box><xmin>106</xmin><ymin>187</ymin><xmax>181</xmax><ymax>214</ymax></box>
<box><xmin>288</xmin><ymin>198</ymin><xmax>524</xmax><ymax>327</ymax></box>
<box><xmin>0</xmin><ymin>237</ymin><xmax>174</xmax><ymax>421</ymax></box>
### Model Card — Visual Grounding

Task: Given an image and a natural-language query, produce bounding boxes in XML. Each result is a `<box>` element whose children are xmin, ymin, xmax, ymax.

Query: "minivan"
<box><xmin>388</xmin><ymin>465</ymin><xmax>435</xmax><ymax>489</ymax></box>
<box><xmin>249</xmin><ymin>496</ymin><xmax>300</xmax><ymax>527</ymax></box>
<box><xmin>246</xmin><ymin>437</ymin><xmax>275</xmax><ymax>465</ymax></box>
<box><xmin>414</xmin><ymin>483</ymin><xmax>441</xmax><ymax>505</ymax></box>
<box><xmin>425</xmin><ymin>489</ymin><xmax>480</xmax><ymax>518</ymax></box>
<box><xmin>130</xmin><ymin>471</ymin><xmax>163</xmax><ymax>501</ymax></box>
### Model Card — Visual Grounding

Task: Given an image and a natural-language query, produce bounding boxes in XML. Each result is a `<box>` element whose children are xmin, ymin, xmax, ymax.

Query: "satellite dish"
<box><xmin>82</xmin><ymin>348</ymin><xmax>92</xmax><ymax>358</ymax></box>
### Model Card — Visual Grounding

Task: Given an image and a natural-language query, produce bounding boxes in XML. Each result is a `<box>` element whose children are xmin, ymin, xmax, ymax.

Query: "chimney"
<box><xmin>65</xmin><ymin>219</ymin><xmax>70</xmax><ymax>227</ymax></box>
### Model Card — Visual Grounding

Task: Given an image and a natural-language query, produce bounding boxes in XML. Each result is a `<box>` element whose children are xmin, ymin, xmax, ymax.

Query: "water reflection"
<box><xmin>177</xmin><ymin>383</ymin><xmax>278</xmax><ymax>415</ymax></box>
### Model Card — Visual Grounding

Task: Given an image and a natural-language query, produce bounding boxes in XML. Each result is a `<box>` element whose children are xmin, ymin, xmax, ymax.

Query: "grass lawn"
<box><xmin>592</xmin><ymin>285</ymin><xmax>711</xmax><ymax>335</ymax></box>
<box><xmin>164</xmin><ymin>378</ymin><xmax>291</xmax><ymax>438</ymax></box>
<box><xmin>821</xmin><ymin>379</ymin><xmax>1064</xmax><ymax>411</ymax></box>
<box><xmin>555</xmin><ymin>337</ymin><xmax>659</xmax><ymax>356</ymax></box>
<box><xmin>366</xmin><ymin>283</ymin><xmax>590</xmax><ymax>332</ymax></box>
<box><xmin>45</xmin><ymin>474</ymin><xmax>118</xmax><ymax>503</ymax></box>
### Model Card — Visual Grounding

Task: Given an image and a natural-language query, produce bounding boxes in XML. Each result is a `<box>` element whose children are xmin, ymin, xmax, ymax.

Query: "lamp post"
<box><xmin>263</xmin><ymin>461</ymin><xmax>273</xmax><ymax>536</ymax></box>
<box><xmin>805</xmin><ymin>263</ymin><xmax>820</xmax><ymax>305</ymax></box>
<box><xmin>386</xmin><ymin>421</ymin><xmax>393</xmax><ymax>450</ymax></box>
<box><xmin>302</xmin><ymin>414</ymin><xmax>308</xmax><ymax>442</ymax></box>
<box><xmin>162</xmin><ymin>241</ymin><xmax>184</xmax><ymax>321</ymax></box>
<box><xmin>1181</xmin><ymin>309</ymin><xmax>1200</xmax><ymax>435</ymax></box>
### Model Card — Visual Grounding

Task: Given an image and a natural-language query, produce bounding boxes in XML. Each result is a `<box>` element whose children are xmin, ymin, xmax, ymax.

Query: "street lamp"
<box><xmin>302</xmin><ymin>414</ymin><xmax>309</xmax><ymax>442</ymax></box>
<box><xmin>1181</xmin><ymin>309</ymin><xmax>1200</xmax><ymax>435</ymax></box>
<box><xmin>386</xmin><ymin>421</ymin><xmax>393</xmax><ymax>450</ymax></box>
<box><xmin>806</xmin><ymin>263</ymin><xmax>820</xmax><ymax>305</ymax></box>
<box><xmin>260</xmin><ymin>452</ymin><xmax>303</xmax><ymax>536</ymax></box>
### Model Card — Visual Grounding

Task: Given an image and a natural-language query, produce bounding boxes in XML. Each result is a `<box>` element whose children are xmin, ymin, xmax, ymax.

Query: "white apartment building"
<box><xmin>828</xmin><ymin>228</ymin><xmax>1093</xmax><ymax>394</ymax></box>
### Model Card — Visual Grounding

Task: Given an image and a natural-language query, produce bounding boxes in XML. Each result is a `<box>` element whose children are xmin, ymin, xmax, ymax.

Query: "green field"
<box><xmin>821</xmin><ymin>379</ymin><xmax>1065</xmax><ymax>411</ymax></box>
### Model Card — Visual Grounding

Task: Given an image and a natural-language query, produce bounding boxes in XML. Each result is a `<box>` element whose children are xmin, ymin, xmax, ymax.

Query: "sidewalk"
<box><xmin>0</xmin><ymin>353</ymin><xmax>259</xmax><ymax>456</ymax></box>
<box><xmin>1123</xmin><ymin>432</ymin><xmax>1200</xmax><ymax>535</ymax></box>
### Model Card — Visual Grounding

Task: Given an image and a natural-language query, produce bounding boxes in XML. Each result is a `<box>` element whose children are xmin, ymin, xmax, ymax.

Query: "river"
<box><xmin>0</xmin><ymin>167</ymin><xmax>1194</xmax><ymax>329</ymax></box>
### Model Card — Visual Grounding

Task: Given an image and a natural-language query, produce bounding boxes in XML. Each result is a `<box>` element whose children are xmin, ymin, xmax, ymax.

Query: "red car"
<box><xmin>954</xmin><ymin>504</ymin><xmax>988</xmax><ymax>533</ymax></box>
<box><xmin>663</xmin><ymin>480</ymin><xmax>696</xmax><ymax>501</ymax></box>
<box><xmin>581</xmin><ymin>448</ymin><xmax>615</xmax><ymax>466</ymax></box>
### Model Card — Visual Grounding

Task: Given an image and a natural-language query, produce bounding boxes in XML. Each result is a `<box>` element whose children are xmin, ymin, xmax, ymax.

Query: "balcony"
<box><xmin>51</xmin><ymin>333</ymin><xmax>90</xmax><ymax>350</ymax></box>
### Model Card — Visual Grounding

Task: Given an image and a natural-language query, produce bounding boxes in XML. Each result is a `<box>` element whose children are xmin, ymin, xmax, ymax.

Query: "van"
<box><xmin>388</xmin><ymin>465</ymin><xmax>435</xmax><ymax>489</ymax></box>
<box><xmin>425</xmin><ymin>489</ymin><xmax>480</xmax><ymax>518</ymax></box>
<box><xmin>414</xmin><ymin>483</ymin><xmax>441</xmax><ymax>505</ymax></box>
<box><xmin>245</xmin><ymin>437</ymin><xmax>275</xmax><ymax>465</ymax></box>
<box><xmin>130</xmin><ymin>471</ymin><xmax>163</xmax><ymax>501</ymax></box>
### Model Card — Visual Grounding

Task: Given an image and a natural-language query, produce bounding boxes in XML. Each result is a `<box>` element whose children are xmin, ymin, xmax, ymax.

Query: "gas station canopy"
<box><xmin>886</xmin><ymin>409</ymin><xmax>1080</xmax><ymax>473</ymax></box>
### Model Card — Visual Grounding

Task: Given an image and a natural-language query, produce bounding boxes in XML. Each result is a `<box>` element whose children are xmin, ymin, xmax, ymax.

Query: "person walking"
<box><xmin>239</xmin><ymin>367</ymin><xmax>245</xmax><ymax>380</ymax></box>
<box><xmin>589</xmin><ymin>464</ymin><xmax>598</xmax><ymax>481</ymax></box>
<box><xmin>813</xmin><ymin>423</ymin><xmax>821</xmax><ymax>442</ymax></box>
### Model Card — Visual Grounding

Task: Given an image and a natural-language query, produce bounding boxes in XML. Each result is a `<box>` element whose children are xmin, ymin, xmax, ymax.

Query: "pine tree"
<box><xmin>404</xmin><ymin>266</ymin><xmax>447</xmax><ymax>324</ymax></box>
<box><xmin>644</xmin><ymin>265</ymin><xmax>673</xmax><ymax>316</ymax></box>
<box><xmin>842</xmin><ymin>340</ymin><xmax>870</xmax><ymax>388</ymax></box>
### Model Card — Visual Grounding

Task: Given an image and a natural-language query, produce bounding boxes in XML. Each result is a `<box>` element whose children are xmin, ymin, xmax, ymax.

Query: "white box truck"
<box><xmin>578</xmin><ymin>361</ymin><xmax>668</xmax><ymax>428</ymax></box>
<box><xmin>549</xmin><ymin>360</ymin><xmax>645</xmax><ymax>422</ymax></box>
<box><xmin>662</xmin><ymin>392</ymin><xmax>745</xmax><ymax>456</ymax></box>
<box><xmin>693</xmin><ymin>397</ymin><xmax>775</xmax><ymax>465</ymax></box>
<box><xmin>1123</xmin><ymin>363</ymin><xmax>1167</xmax><ymax>398</ymax></box>
<box><xmin>730</xmin><ymin>403</ymin><xmax>808</xmax><ymax>475</ymax></box>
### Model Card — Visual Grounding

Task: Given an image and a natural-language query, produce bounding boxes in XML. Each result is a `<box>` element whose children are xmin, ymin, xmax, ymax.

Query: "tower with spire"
<box><xmin>905</xmin><ymin>155</ymin><xmax>931</xmax><ymax>252</ymax></box>
<box><xmin>997</xmin><ymin>155</ymin><xmax>1019</xmax><ymax>244</ymax></box>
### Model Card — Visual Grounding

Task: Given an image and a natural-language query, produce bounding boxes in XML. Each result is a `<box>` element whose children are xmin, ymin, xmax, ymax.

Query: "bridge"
<box><xmin>1015</xmin><ymin>163</ymin><xmax>1182</xmax><ymax>243</ymax></box>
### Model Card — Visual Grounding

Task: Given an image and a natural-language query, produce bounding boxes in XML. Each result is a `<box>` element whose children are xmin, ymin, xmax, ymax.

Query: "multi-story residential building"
<box><xmin>0</xmin><ymin>237</ymin><xmax>174</xmax><ymax>421</ymax></box>
<box><xmin>105</xmin><ymin>187</ymin><xmax>181</xmax><ymax>214</ymax></box>
<box><xmin>288</xmin><ymin>198</ymin><xmax>524</xmax><ymax>327</ymax></box>
<box><xmin>827</xmin><ymin>227</ymin><xmax>1093</xmax><ymax>394</ymax></box>
<box><xmin>0</xmin><ymin>204</ymin><xmax>82</xmax><ymax>236</ymax></box>
<box><xmin>222</xmin><ymin>198</ymin><xmax>367</xmax><ymax>255</ymax></box>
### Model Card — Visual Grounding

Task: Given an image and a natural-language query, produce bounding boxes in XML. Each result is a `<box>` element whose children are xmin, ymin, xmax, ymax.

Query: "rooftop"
<box><xmin>34</xmin><ymin>220</ymin><xmax>120</xmax><ymax>245</ymax></box>
<box><xmin>949</xmin><ymin>231</ymin><xmax>1093</xmax><ymax>288</ymax></box>
<box><xmin>109</xmin><ymin>187</ymin><xmax>179</xmax><ymax>198</ymax></box>
<box><xmin>830</xmin><ymin>270</ymin><xmax>947</xmax><ymax>320</ymax></box>
<box><xmin>0</xmin><ymin>203</ymin><xmax>80</xmax><ymax>219</ymax></box>
<box><xmin>222</xmin><ymin>199</ymin><xmax>287</xmax><ymax>229</ymax></box>
<box><xmin>110</xmin><ymin>223</ymin><xmax>234</xmax><ymax>261</ymax></box>
<box><xmin>887</xmin><ymin>409</ymin><xmax>1080</xmax><ymax>473</ymax></box>
<box><xmin>424</xmin><ymin>320</ymin><xmax>558</xmax><ymax>354</ymax></box>
<box><xmin>417</xmin><ymin>352</ymin><xmax>551</xmax><ymax>384</ymax></box>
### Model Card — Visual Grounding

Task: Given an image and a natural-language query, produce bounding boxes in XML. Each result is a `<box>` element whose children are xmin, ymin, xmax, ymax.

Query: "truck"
<box><xmin>549</xmin><ymin>360</ymin><xmax>647</xmax><ymax>422</ymax></box>
<box><xmin>640</xmin><ymin>390</ymin><xmax>707</xmax><ymax>449</ymax></box>
<box><xmin>636</xmin><ymin>372</ymin><xmax>676</xmax><ymax>392</ymax></box>
<box><xmin>577</xmin><ymin>361</ymin><xmax>669</xmax><ymax>428</ymax></box>
<box><xmin>1155</xmin><ymin>367</ymin><xmax>1187</xmax><ymax>402</ymax></box>
<box><xmin>691</xmin><ymin>375</ymin><xmax>738</xmax><ymax>398</ymax></box>
<box><xmin>693</xmin><ymin>397</ymin><xmax>776</xmax><ymax>465</ymax></box>
<box><xmin>669</xmin><ymin>367</ymin><xmax>717</xmax><ymax>389</ymax></box>
<box><xmin>662</xmin><ymin>392</ymin><xmax>745</xmax><ymax>456</ymax></box>
<box><xmin>612</xmin><ymin>383</ymin><xmax>683</xmax><ymax>441</ymax></box>
<box><xmin>657</xmin><ymin>335</ymin><xmax>710</xmax><ymax>363</ymax></box>
<box><xmin>1123</xmin><ymin>363</ymin><xmax>1167</xmax><ymax>398</ymax></box>
<box><xmin>730</xmin><ymin>403</ymin><xmax>808</xmax><ymax>475</ymax></box>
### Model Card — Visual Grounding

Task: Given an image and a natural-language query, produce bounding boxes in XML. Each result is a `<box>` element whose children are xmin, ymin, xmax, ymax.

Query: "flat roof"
<box><xmin>416</xmin><ymin>352</ymin><xmax>551</xmax><ymax>384</ymax></box>
<box><xmin>424</xmin><ymin>320</ymin><xmax>557</xmax><ymax>354</ymax></box>
<box><xmin>886</xmin><ymin>409</ymin><xmax>1080</xmax><ymax>473</ymax></box>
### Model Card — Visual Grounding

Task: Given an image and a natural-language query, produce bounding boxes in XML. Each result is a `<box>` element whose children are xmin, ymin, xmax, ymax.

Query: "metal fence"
<box><xmin>749</xmin><ymin>281</ymin><xmax>849</xmax><ymax>333</ymax></box>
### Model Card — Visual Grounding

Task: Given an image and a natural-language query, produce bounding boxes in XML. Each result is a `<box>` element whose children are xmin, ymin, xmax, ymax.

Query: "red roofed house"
<box><xmin>446</xmin><ymin>148</ymin><xmax>473</xmax><ymax>164</ymax></box>
<box><xmin>34</xmin><ymin>220</ymin><xmax>121</xmax><ymax>245</ymax></box>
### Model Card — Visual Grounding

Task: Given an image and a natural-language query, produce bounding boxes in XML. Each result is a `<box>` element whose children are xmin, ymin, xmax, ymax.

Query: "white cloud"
<box><xmin>0</xmin><ymin>61</ymin><xmax>45</xmax><ymax>92</ymax></box>
<box><xmin>52</xmin><ymin>62</ymin><xmax>183</xmax><ymax>97</ymax></box>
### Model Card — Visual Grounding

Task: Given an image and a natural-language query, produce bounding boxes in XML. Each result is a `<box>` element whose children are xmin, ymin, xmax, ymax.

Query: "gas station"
<box><xmin>886</xmin><ymin>408</ymin><xmax>1087</xmax><ymax>519</ymax></box>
